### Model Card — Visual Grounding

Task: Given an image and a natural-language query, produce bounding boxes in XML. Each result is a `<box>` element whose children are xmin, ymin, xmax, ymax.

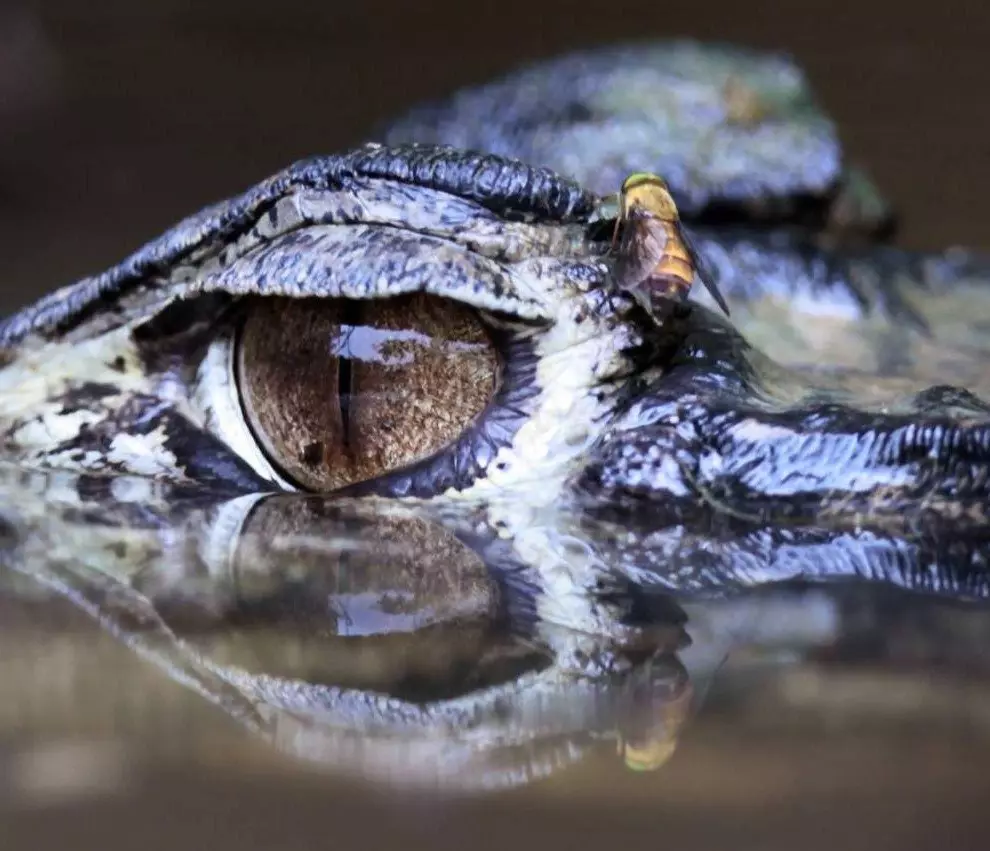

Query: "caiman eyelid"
<box><xmin>0</xmin><ymin>144</ymin><xmax>595</xmax><ymax>348</ymax></box>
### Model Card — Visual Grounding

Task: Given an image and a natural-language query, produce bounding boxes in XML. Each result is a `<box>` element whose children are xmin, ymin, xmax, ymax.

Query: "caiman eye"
<box><xmin>234</xmin><ymin>294</ymin><xmax>499</xmax><ymax>491</ymax></box>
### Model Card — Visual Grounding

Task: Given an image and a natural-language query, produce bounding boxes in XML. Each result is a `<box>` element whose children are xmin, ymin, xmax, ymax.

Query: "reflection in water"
<box><xmin>2</xmin><ymin>464</ymin><xmax>990</xmax><ymax>793</ymax></box>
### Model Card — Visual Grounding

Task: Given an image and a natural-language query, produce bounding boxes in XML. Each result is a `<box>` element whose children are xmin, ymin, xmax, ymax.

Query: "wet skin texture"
<box><xmin>2</xmin><ymin>41</ymin><xmax>990</xmax><ymax>790</ymax></box>
<box><xmin>2</xmin><ymin>43</ymin><xmax>990</xmax><ymax>613</ymax></box>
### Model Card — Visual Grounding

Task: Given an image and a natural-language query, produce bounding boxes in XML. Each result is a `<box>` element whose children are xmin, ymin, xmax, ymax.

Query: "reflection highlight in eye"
<box><xmin>235</xmin><ymin>294</ymin><xmax>498</xmax><ymax>492</ymax></box>
<box><xmin>330</xmin><ymin>324</ymin><xmax>489</xmax><ymax>366</ymax></box>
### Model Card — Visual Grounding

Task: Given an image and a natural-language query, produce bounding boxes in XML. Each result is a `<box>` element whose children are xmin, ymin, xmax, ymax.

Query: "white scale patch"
<box><xmin>0</xmin><ymin>317</ymin><xmax>217</xmax><ymax>486</ymax></box>
<box><xmin>10</xmin><ymin>408</ymin><xmax>103</xmax><ymax>449</ymax></box>
<box><xmin>105</xmin><ymin>427</ymin><xmax>179</xmax><ymax>479</ymax></box>
<box><xmin>723</xmin><ymin>418</ymin><xmax>914</xmax><ymax>496</ymax></box>
<box><xmin>452</xmin><ymin>277</ymin><xmax>636</xmax><ymax>509</ymax></box>
<box><xmin>0</xmin><ymin>328</ymin><xmax>145</xmax><ymax>417</ymax></box>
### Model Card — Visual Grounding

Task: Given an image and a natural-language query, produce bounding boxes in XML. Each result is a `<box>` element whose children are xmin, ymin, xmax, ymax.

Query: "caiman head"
<box><xmin>1</xmin><ymin>143</ymin><xmax>989</xmax><ymax>790</ymax></box>
<box><xmin>1</xmin><ymin>144</ymin><xmax>989</xmax><ymax>566</ymax></box>
<box><xmin>2</xmin><ymin>143</ymin><xmax>990</xmax><ymax>608</ymax></box>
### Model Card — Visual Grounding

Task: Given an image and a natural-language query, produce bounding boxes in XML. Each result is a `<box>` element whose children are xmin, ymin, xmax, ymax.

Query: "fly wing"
<box><xmin>680</xmin><ymin>225</ymin><xmax>731</xmax><ymax>317</ymax></box>
<box><xmin>613</xmin><ymin>209</ymin><xmax>669</xmax><ymax>292</ymax></box>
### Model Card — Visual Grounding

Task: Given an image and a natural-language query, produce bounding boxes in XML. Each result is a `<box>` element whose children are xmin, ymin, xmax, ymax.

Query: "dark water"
<box><xmin>3</xmin><ymin>2</ymin><xmax>990</xmax><ymax>849</ymax></box>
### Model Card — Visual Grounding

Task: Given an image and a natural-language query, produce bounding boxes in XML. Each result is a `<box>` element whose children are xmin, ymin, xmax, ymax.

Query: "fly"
<box><xmin>611</xmin><ymin>171</ymin><xmax>731</xmax><ymax>318</ymax></box>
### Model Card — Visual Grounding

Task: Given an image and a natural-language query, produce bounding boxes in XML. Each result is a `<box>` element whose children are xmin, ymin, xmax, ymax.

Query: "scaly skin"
<box><xmin>384</xmin><ymin>42</ymin><xmax>850</xmax><ymax>222</ymax></box>
<box><xmin>0</xmin><ymin>42</ymin><xmax>989</xmax><ymax>790</ymax></box>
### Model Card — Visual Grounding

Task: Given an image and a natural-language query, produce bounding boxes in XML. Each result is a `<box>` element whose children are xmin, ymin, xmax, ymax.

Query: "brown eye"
<box><xmin>236</xmin><ymin>294</ymin><xmax>498</xmax><ymax>491</ymax></box>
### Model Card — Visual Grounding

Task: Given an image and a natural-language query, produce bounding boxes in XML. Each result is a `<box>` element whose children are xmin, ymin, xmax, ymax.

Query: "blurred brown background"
<box><xmin>1</xmin><ymin>0</ymin><xmax>989</xmax><ymax>316</ymax></box>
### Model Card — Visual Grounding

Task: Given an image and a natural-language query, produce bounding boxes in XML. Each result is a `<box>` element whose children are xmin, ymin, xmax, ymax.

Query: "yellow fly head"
<box><xmin>619</xmin><ymin>172</ymin><xmax>680</xmax><ymax>222</ymax></box>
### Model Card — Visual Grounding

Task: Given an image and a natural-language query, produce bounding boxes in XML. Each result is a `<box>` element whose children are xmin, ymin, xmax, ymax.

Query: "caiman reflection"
<box><xmin>2</xmin><ymin>464</ymin><xmax>986</xmax><ymax>790</ymax></box>
<box><xmin>0</xmin><ymin>466</ymin><xmax>701</xmax><ymax>789</ymax></box>
<box><xmin>1</xmin><ymin>41</ymin><xmax>990</xmax><ymax>791</ymax></box>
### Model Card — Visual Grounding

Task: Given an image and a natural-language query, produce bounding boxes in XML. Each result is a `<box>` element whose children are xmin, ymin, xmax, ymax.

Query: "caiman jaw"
<box><xmin>579</xmin><ymin>305</ymin><xmax>990</xmax><ymax>530</ymax></box>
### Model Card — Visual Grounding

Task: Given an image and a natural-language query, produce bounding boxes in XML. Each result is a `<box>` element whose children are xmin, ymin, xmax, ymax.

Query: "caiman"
<box><xmin>1</xmin><ymin>41</ymin><xmax>989</xmax><ymax>791</ymax></box>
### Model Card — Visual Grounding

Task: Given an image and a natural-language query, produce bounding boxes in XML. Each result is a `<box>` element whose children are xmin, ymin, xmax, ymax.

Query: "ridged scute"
<box><xmin>0</xmin><ymin>144</ymin><xmax>596</xmax><ymax>347</ymax></box>
<box><xmin>385</xmin><ymin>41</ymin><xmax>843</xmax><ymax>216</ymax></box>
<box><xmin>581</xmin><ymin>307</ymin><xmax>990</xmax><ymax>522</ymax></box>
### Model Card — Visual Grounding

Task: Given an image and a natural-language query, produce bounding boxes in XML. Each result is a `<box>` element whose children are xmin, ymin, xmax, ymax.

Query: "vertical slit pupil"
<box><xmin>337</xmin><ymin>302</ymin><xmax>360</xmax><ymax>451</ymax></box>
